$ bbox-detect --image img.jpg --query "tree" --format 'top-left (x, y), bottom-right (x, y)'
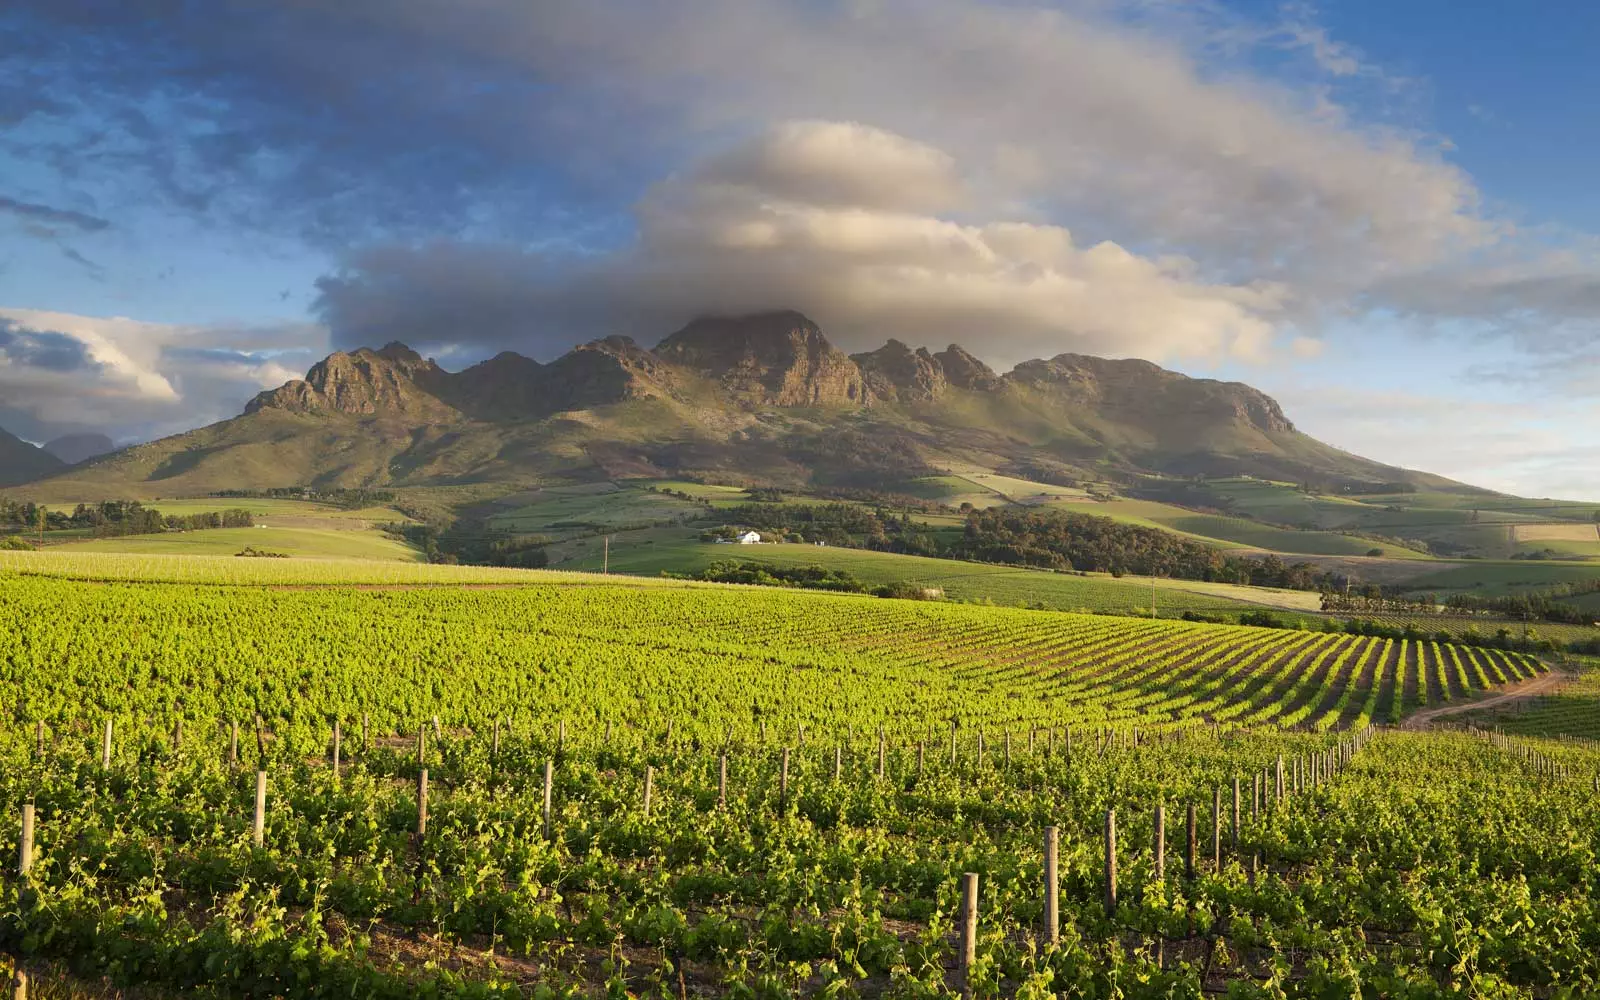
top-left (34, 505), bottom-right (45, 545)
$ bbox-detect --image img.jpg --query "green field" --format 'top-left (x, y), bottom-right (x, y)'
top-left (576, 533), bottom-right (1322, 614)
top-left (0, 568), bottom-right (1585, 998)
top-left (35, 525), bottom-right (424, 562)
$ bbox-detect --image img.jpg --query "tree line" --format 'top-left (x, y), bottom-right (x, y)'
top-left (715, 503), bottom-right (1340, 591)
top-left (0, 499), bottom-right (253, 539)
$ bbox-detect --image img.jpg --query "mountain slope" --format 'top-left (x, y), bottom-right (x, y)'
top-left (0, 427), bottom-right (64, 487)
top-left (15, 310), bottom-right (1475, 500)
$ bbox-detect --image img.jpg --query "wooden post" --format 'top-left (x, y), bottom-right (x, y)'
top-left (432, 714), bottom-right (442, 739)
top-left (1253, 772), bottom-right (1261, 821)
top-left (1104, 809), bottom-right (1118, 915)
top-left (1185, 803), bottom-right (1196, 879)
top-left (976, 730), bottom-right (984, 770)
top-left (1211, 787), bottom-right (1221, 869)
top-left (1231, 777), bottom-right (1241, 853)
top-left (228, 720), bottom-right (238, 768)
top-left (780, 749), bottom-right (790, 807)
top-left (877, 730), bottom-right (886, 779)
top-left (1275, 755), bottom-right (1284, 804)
top-left (331, 719), bottom-right (341, 777)
top-left (101, 718), bottom-right (113, 769)
top-left (643, 765), bottom-right (654, 818)
top-left (1153, 803), bottom-right (1165, 880)
top-left (34, 720), bottom-right (43, 757)
top-left (1004, 730), bottom-right (1011, 767)
top-left (950, 722), bottom-right (958, 767)
top-left (718, 753), bottom-right (727, 810)
top-left (418, 725), bottom-right (427, 767)
top-left (362, 713), bottom-right (369, 752)
top-left (253, 770), bottom-right (267, 847)
top-left (916, 741), bottom-right (925, 779)
top-left (172, 718), bottom-right (183, 750)
top-left (960, 871), bottom-right (979, 999)
top-left (1043, 826), bottom-right (1059, 946)
top-left (416, 769), bottom-right (428, 837)
top-left (1028, 727), bottom-right (1036, 755)
top-left (18, 803), bottom-right (34, 876)
top-left (542, 759), bottom-right (554, 838)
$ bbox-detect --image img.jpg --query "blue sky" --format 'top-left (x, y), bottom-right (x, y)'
top-left (2, 1), bottom-right (1599, 497)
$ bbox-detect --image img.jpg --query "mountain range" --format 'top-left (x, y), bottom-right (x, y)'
top-left (5, 310), bottom-right (1469, 501)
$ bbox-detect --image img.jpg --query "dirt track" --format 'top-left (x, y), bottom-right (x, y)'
top-left (1400, 667), bottom-right (1569, 730)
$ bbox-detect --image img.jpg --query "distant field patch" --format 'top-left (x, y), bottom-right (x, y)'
top-left (1513, 523), bottom-right (1600, 542)
top-left (51, 525), bottom-right (423, 562)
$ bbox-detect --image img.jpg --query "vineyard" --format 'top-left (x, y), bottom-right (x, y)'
top-left (0, 572), bottom-right (1594, 998)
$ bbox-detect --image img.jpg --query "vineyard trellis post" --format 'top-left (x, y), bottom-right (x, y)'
top-left (543, 759), bottom-right (555, 837)
top-left (718, 753), bottom-right (727, 809)
top-left (101, 718), bottom-right (112, 769)
top-left (1153, 803), bottom-right (1165, 880)
top-left (959, 871), bottom-right (979, 1000)
top-left (1231, 777), bottom-right (1241, 853)
top-left (1043, 825), bottom-right (1059, 946)
top-left (1103, 809), bottom-right (1117, 915)
top-left (1185, 803), bottom-right (1196, 879)
top-left (253, 770), bottom-right (267, 847)
top-left (416, 769), bottom-right (428, 837)
top-left (780, 749), bottom-right (790, 807)
top-left (643, 765), bottom-right (654, 817)
top-left (331, 719), bottom-right (341, 778)
top-left (18, 803), bottom-right (34, 876)
top-left (1211, 788), bottom-right (1221, 869)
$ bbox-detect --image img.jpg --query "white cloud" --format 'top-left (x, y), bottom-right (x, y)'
top-left (0, 308), bottom-right (326, 442)
top-left (319, 120), bottom-right (1293, 365)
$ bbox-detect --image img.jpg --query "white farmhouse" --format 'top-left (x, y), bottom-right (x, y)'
top-left (736, 530), bottom-right (763, 544)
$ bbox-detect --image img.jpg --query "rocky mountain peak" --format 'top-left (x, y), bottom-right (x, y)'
top-left (655, 311), bottom-right (867, 407)
top-left (933, 344), bottom-right (1002, 391)
top-left (245, 342), bottom-right (454, 418)
top-left (1010, 352), bottom-right (1294, 435)
top-left (851, 339), bottom-right (948, 403)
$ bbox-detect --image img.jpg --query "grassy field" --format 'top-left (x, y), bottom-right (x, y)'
top-left (1084, 497), bottom-right (1431, 557)
top-left (1396, 560), bottom-right (1600, 596)
top-left (488, 483), bottom-right (708, 532)
top-left (576, 534), bottom-right (1321, 614)
top-left (47, 525), bottom-right (424, 562)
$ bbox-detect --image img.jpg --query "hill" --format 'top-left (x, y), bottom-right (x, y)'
top-left (0, 425), bottom-right (63, 487)
top-left (15, 310), bottom-right (1473, 503)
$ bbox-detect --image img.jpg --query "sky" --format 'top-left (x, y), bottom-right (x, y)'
top-left (2, 1), bottom-right (1600, 497)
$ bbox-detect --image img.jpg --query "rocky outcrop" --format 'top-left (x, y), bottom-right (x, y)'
top-left (247, 343), bottom-right (457, 418)
top-left (537, 336), bottom-right (674, 412)
top-left (851, 340), bottom-right (947, 403)
top-left (933, 344), bottom-right (1003, 391)
top-left (655, 311), bottom-right (867, 406)
top-left (1009, 353), bottom-right (1294, 435)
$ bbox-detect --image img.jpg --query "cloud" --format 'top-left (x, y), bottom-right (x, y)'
top-left (0, 318), bottom-right (99, 372)
top-left (318, 120), bottom-right (1291, 365)
top-left (8, 0), bottom-right (1600, 381)
top-left (0, 308), bottom-right (325, 443)
top-left (0, 194), bottom-right (110, 233)
top-left (60, 246), bottom-right (105, 278)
